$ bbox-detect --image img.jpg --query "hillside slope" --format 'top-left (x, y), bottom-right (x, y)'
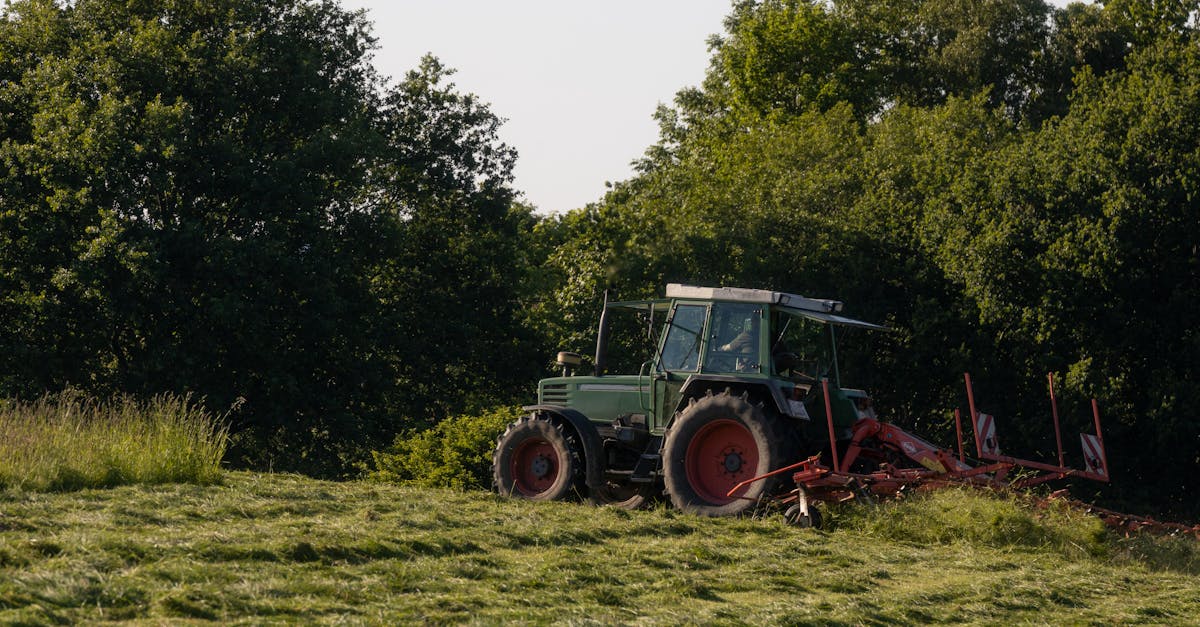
top-left (0, 473), bottom-right (1195, 624)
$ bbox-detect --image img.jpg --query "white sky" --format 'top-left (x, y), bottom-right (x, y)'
top-left (340, 0), bottom-right (1080, 215)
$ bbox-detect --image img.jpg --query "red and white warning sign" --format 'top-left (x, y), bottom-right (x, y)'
top-left (974, 412), bottom-right (1001, 457)
top-left (1080, 433), bottom-right (1106, 478)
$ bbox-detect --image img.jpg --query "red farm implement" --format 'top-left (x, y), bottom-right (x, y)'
top-left (725, 372), bottom-right (1177, 533)
top-left (496, 284), bottom-right (1197, 537)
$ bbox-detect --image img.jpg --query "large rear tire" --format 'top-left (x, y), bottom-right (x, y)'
top-left (493, 414), bottom-right (582, 500)
top-left (663, 390), bottom-right (785, 516)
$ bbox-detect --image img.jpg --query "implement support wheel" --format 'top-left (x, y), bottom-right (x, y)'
top-left (784, 503), bottom-right (823, 529)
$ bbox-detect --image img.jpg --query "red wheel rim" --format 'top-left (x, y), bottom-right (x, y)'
top-left (511, 437), bottom-right (559, 496)
top-left (684, 418), bottom-right (758, 504)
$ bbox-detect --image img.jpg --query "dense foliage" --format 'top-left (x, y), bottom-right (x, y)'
top-left (0, 0), bottom-right (538, 475)
top-left (536, 0), bottom-right (1200, 517)
top-left (1, 0), bottom-right (1198, 517)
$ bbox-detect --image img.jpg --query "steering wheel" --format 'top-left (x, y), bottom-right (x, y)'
top-left (706, 351), bottom-right (741, 372)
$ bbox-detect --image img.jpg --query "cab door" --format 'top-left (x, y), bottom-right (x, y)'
top-left (702, 302), bottom-right (765, 374)
top-left (650, 302), bottom-right (708, 432)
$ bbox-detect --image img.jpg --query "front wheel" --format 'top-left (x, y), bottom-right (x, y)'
top-left (493, 414), bottom-right (581, 500)
top-left (662, 391), bottom-right (785, 516)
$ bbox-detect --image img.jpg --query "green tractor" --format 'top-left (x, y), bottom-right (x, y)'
top-left (493, 284), bottom-right (886, 515)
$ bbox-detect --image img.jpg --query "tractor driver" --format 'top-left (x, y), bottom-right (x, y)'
top-left (720, 315), bottom-right (760, 354)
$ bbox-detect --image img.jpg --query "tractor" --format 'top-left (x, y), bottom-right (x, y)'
top-left (494, 283), bottom-right (1127, 532)
top-left (492, 283), bottom-right (886, 515)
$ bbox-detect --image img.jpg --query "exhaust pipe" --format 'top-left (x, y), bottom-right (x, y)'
top-left (594, 290), bottom-right (610, 376)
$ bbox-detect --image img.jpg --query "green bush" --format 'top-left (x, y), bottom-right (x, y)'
top-left (368, 406), bottom-right (521, 490)
top-left (0, 391), bottom-right (228, 491)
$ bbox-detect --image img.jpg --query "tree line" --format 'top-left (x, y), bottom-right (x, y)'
top-left (0, 0), bottom-right (538, 474)
top-left (2, 0), bottom-right (1198, 517)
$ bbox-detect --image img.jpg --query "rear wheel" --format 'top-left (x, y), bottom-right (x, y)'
top-left (493, 414), bottom-right (581, 500)
top-left (663, 391), bottom-right (785, 516)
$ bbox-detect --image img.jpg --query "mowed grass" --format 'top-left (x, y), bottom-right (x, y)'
top-left (0, 393), bottom-right (227, 491)
top-left (0, 474), bottom-right (1196, 624)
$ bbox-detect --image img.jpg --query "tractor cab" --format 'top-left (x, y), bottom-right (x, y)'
top-left (646, 285), bottom-right (885, 435)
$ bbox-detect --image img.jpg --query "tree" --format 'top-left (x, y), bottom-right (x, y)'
top-left (699, 0), bottom-right (1056, 124)
top-left (0, 0), bottom-right (391, 472)
top-left (369, 56), bottom-right (541, 425)
top-left (940, 34), bottom-right (1200, 513)
top-left (540, 0), bottom-right (1200, 517)
top-left (1031, 2), bottom-right (1134, 121)
top-left (0, 1), bottom-right (538, 475)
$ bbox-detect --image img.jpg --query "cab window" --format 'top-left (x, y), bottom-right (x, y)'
top-left (659, 304), bottom-right (706, 371)
top-left (704, 303), bottom-right (762, 373)
top-left (770, 310), bottom-right (829, 380)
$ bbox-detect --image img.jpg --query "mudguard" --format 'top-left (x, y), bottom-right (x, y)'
top-left (672, 376), bottom-right (796, 424)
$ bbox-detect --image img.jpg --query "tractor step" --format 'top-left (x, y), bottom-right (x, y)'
top-left (630, 452), bottom-right (661, 483)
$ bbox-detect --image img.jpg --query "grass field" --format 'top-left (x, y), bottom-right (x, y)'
top-left (1, 473), bottom-right (1196, 624)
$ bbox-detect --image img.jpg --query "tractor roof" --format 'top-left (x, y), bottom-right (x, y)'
top-left (665, 283), bottom-right (843, 314)
top-left (607, 284), bottom-right (888, 330)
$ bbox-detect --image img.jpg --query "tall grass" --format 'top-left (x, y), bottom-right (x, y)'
top-left (0, 392), bottom-right (228, 491)
top-left (830, 487), bottom-right (1112, 557)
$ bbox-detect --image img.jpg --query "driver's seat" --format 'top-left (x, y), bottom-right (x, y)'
top-left (773, 351), bottom-right (801, 373)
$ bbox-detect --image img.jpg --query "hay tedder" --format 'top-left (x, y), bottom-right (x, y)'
top-left (735, 372), bottom-right (1111, 529)
top-left (493, 284), bottom-right (1193, 536)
